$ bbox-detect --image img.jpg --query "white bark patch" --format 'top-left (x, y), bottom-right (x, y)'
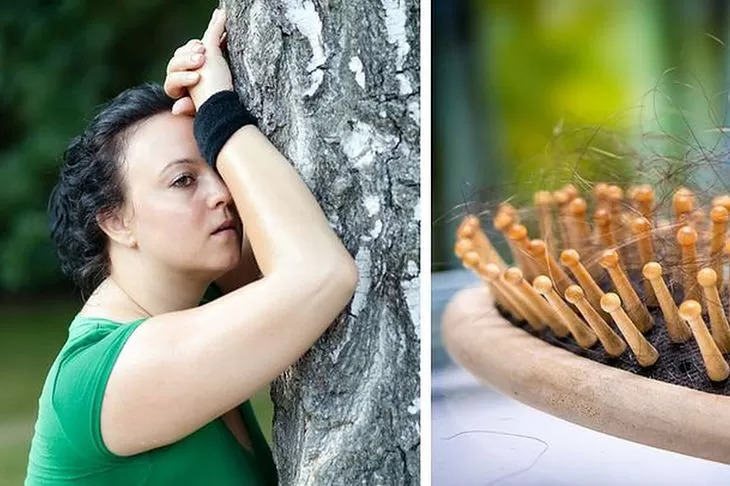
top-left (407, 99), bottom-right (419, 124)
top-left (413, 199), bottom-right (421, 221)
top-left (285, 76), bottom-right (315, 184)
top-left (396, 73), bottom-right (412, 95)
top-left (406, 259), bottom-right (418, 276)
top-left (329, 320), bottom-right (353, 362)
top-left (348, 56), bottom-right (366, 89)
top-left (381, 0), bottom-right (410, 70)
top-left (364, 195), bottom-right (380, 216)
top-left (369, 220), bottom-right (383, 238)
top-left (284, 0), bottom-right (326, 71)
top-left (342, 122), bottom-right (398, 169)
top-left (407, 397), bottom-right (420, 415)
top-left (350, 247), bottom-right (371, 317)
top-left (284, 0), bottom-right (326, 96)
top-left (401, 273), bottom-right (419, 336)
top-left (302, 70), bottom-right (324, 98)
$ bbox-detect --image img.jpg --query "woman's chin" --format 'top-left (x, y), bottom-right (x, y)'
top-left (214, 252), bottom-right (243, 275)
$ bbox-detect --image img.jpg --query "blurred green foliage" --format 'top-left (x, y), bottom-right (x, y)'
top-left (0, 0), bottom-right (214, 292)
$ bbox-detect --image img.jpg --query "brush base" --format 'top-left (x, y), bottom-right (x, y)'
top-left (442, 286), bottom-right (730, 465)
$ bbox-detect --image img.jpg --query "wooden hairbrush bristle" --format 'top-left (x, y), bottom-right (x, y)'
top-left (632, 184), bottom-right (655, 224)
top-left (677, 225), bottom-right (701, 302)
top-left (566, 197), bottom-right (591, 258)
top-left (554, 189), bottom-right (572, 249)
top-left (594, 208), bottom-right (616, 248)
top-left (533, 276), bottom-right (597, 348)
top-left (479, 260), bottom-right (525, 320)
top-left (533, 190), bottom-right (554, 250)
top-left (560, 249), bottom-right (608, 319)
top-left (529, 238), bottom-right (573, 293)
top-left (456, 216), bottom-right (508, 269)
top-left (564, 285), bottom-right (626, 357)
top-left (493, 207), bottom-right (521, 267)
top-left (505, 267), bottom-right (564, 331)
top-left (674, 194), bottom-right (694, 228)
top-left (599, 249), bottom-right (653, 333)
top-left (506, 223), bottom-right (539, 282)
top-left (503, 267), bottom-right (547, 331)
top-left (712, 194), bottom-right (730, 213)
top-left (678, 300), bottom-right (730, 382)
top-left (630, 216), bottom-right (658, 307)
top-left (697, 268), bottom-right (730, 354)
top-left (642, 262), bottom-right (692, 343)
top-left (600, 293), bottom-right (658, 367)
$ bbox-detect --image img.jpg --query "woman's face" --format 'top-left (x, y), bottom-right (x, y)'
top-left (120, 112), bottom-right (242, 280)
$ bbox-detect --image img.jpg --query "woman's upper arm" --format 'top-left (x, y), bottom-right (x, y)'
top-left (100, 262), bottom-right (357, 456)
top-left (51, 321), bottom-right (145, 460)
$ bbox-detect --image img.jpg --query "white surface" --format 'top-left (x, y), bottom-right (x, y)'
top-left (432, 366), bottom-right (730, 486)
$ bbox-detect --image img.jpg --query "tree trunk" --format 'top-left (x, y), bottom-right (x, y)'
top-left (220, 1), bottom-right (420, 484)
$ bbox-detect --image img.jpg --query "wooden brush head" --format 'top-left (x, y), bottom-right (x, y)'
top-left (563, 284), bottom-right (585, 304)
top-left (504, 267), bottom-right (524, 284)
top-left (493, 210), bottom-right (514, 231)
top-left (506, 223), bottom-right (528, 241)
top-left (633, 184), bottom-right (654, 203)
top-left (677, 225), bottom-right (697, 246)
top-left (532, 275), bottom-right (553, 294)
top-left (559, 248), bottom-right (580, 266)
top-left (711, 205), bottom-right (729, 224)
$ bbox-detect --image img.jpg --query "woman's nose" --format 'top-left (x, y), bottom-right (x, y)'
top-left (207, 176), bottom-right (233, 209)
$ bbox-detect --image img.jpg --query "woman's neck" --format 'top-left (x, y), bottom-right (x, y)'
top-left (82, 253), bottom-right (210, 321)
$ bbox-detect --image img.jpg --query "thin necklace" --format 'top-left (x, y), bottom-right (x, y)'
top-left (110, 277), bottom-right (153, 318)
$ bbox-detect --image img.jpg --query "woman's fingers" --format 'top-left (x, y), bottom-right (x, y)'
top-left (166, 51), bottom-right (206, 75)
top-left (164, 71), bottom-right (200, 99)
top-left (202, 8), bottom-right (226, 48)
top-left (174, 39), bottom-right (204, 57)
top-left (171, 97), bottom-right (196, 116)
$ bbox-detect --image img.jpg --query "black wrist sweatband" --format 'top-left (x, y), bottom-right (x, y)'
top-left (193, 90), bottom-right (257, 169)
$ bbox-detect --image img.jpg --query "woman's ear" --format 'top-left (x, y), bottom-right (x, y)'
top-left (96, 207), bottom-right (137, 248)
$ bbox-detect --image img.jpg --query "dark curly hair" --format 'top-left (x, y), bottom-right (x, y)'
top-left (48, 83), bottom-right (175, 298)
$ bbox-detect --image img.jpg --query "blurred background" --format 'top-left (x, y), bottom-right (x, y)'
top-left (0, 2), bottom-right (271, 483)
top-left (432, 0), bottom-right (730, 368)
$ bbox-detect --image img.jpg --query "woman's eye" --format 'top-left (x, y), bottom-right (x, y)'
top-left (172, 174), bottom-right (195, 188)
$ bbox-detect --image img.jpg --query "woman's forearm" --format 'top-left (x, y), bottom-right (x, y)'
top-left (216, 125), bottom-right (353, 277)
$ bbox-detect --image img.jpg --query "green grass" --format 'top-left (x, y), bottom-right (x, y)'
top-left (0, 300), bottom-right (274, 485)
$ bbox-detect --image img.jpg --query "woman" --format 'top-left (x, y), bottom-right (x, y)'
top-left (25, 8), bottom-right (358, 485)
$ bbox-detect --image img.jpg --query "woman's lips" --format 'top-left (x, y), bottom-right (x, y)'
top-left (212, 227), bottom-right (237, 237)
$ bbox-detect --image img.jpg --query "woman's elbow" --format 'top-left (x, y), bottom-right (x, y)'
top-left (337, 253), bottom-right (359, 298)
top-left (290, 248), bottom-right (359, 301)
top-left (317, 251), bottom-right (359, 301)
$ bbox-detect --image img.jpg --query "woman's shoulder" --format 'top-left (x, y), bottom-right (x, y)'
top-left (64, 313), bottom-right (147, 351)
top-left (26, 315), bottom-right (151, 482)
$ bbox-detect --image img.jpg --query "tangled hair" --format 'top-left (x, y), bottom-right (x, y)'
top-left (48, 83), bottom-right (175, 298)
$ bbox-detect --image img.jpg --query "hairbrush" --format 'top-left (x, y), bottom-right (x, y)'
top-left (443, 183), bottom-right (730, 464)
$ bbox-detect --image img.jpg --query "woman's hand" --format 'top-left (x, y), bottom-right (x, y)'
top-left (165, 40), bottom-right (206, 115)
top-left (164, 8), bottom-right (233, 115)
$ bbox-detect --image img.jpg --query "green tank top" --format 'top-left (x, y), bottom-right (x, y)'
top-left (25, 286), bottom-right (278, 485)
